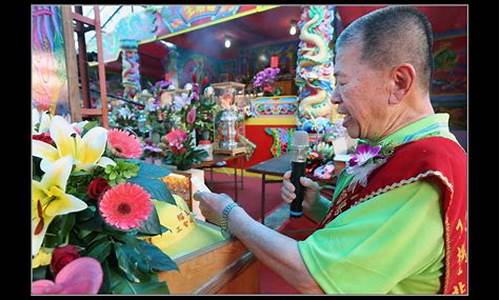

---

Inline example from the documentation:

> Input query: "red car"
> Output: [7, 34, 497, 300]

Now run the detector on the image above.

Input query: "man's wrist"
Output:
[221, 202, 239, 236]
[307, 195, 331, 223]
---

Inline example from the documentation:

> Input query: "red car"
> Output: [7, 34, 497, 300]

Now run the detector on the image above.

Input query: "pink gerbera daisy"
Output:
[107, 129, 143, 158]
[99, 183, 153, 230]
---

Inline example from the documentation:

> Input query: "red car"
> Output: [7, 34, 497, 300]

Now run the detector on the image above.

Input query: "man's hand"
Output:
[281, 171, 321, 214]
[193, 192, 235, 226]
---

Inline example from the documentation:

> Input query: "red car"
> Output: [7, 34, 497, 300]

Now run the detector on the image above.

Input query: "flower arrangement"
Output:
[303, 120, 359, 181]
[305, 141, 336, 180]
[345, 142, 394, 192]
[160, 128, 207, 170]
[252, 67, 280, 96]
[32, 111, 180, 294]
[155, 74, 214, 169]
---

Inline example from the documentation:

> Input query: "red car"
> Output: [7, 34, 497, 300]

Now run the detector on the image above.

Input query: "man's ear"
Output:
[388, 64, 416, 105]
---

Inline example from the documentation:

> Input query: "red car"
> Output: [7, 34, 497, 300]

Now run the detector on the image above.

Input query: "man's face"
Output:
[332, 42, 391, 140]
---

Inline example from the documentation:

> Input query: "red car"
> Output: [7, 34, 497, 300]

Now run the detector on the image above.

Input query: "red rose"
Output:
[87, 177, 111, 200]
[201, 76, 209, 87]
[192, 73, 197, 83]
[50, 245, 80, 275]
[32, 132, 54, 145]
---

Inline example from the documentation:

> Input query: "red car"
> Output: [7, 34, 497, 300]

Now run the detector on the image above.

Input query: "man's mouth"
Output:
[342, 114, 352, 126]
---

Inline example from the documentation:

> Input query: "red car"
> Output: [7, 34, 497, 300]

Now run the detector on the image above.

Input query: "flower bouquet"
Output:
[252, 67, 280, 96]
[32, 110, 180, 294]
[160, 128, 207, 170]
[306, 141, 336, 181]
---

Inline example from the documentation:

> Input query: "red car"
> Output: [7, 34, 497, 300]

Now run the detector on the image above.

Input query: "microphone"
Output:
[289, 130, 309, 218]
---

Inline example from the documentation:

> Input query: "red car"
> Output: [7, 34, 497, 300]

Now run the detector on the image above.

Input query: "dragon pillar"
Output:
[295, 5, 340, 133]
[120, 39, 141, 99]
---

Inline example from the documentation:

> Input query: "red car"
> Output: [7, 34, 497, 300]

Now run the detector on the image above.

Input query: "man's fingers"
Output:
[193, 191, 213, 202]
[283, 171, 291, 180]
[282, 179, 295, 192]
[281, 186, 295, 203]
[300, 176, 319, 190]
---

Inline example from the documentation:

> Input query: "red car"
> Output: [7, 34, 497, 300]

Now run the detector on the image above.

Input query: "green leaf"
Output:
[76, 206, 96, 222]
[82, 120, 99, 136]
[32, 266, 48, 281]
[104, 166, 112, 174]
[81, 231, 100, 245]
[107, 267, 169, 294]
[43, 214, 76, 248]
[114, 243, 150, 283]
[126, 159, 171, 178]
[159, 225, 170, 234]
[76, 229, 93, 240]
[83, 238, 113, 263]
[78, 213, 104, 232]
[135, 239, 178, 272]
[128, 176, 175, 205]
[136, 206, 162, 236]
[99, 260, 113, 294]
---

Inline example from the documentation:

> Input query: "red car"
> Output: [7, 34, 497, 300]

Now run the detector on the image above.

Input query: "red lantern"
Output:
[271, 55, 279, 68]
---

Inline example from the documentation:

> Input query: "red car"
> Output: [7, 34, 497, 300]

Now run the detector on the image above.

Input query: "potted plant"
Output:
[161, 128, 208, 170]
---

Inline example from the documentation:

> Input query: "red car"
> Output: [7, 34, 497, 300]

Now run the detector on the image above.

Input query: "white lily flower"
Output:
[32, 109, 53, 134]
[32, 156, 87, 255]
[32, 115, 116, 172]
[71, 120, 89, 135]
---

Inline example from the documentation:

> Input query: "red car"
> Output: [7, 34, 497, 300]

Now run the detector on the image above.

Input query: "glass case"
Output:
[211, 82, 247, 153]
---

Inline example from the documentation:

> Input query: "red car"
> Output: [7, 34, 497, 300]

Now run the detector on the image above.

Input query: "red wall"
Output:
[226, 124, 296, 169]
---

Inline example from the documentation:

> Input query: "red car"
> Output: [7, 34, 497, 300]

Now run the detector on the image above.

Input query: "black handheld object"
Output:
[289, 130, 309, 218]
[290, 161, 306, 217]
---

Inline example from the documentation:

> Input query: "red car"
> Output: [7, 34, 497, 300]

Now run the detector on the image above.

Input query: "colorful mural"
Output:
[176, 47, 219, 87]
[431, 33, 467, 130]
[87, 5, 272, 64]
[252, 96, 298, 117]
[431, 34, 467, 98]
[239, 40, 299, 80]
[32, 5, 70, 117]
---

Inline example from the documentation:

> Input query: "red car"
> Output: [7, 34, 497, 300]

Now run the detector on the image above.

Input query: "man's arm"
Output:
[228, 206, 325, 294]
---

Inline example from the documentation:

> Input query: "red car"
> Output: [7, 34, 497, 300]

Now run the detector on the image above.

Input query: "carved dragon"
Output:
[296, 6, 334, 128]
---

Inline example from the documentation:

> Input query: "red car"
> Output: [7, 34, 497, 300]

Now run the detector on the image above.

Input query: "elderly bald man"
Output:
[194, 6, 467, 295]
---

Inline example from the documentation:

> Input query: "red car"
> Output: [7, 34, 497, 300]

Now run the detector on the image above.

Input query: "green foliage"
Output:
[104, 159, 140, 186]
[163, 133, 208, 169]
[134, 239, 178, 272]
[81, 120, 99, 136]
[126, 159, 175, 205]
[82, 236, 113, 263]
[43, 214, 76, 248]
[65, 170, 94, 199]
[136, 206, 163, 236]
[115, 243, 151, 282]
[104, 264, 169, 294]
[33, 265, 49, 281]
[32, 157, 43, 181]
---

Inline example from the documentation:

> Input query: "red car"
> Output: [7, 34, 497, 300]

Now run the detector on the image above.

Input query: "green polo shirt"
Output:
[298, 114, 460, 294]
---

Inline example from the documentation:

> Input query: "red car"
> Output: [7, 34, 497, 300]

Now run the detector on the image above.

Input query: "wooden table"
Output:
[158, 221, 259, 294]
[246, 154, 292, 225]
[193, 153, 246, 202]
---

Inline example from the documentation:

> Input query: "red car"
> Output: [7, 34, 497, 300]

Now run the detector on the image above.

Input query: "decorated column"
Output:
[120, 39, 141, 99]
[162, 41, 179, 89]
[295, 5, 338, 133]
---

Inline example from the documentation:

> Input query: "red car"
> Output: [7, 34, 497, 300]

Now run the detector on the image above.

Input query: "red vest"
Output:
[318, 137, 467, 294]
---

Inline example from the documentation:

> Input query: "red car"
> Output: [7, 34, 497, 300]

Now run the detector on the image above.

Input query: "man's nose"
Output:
[331, 88, 341, 104]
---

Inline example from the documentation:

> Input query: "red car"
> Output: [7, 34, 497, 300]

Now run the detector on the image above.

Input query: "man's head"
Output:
[332, 6, 434, 140]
